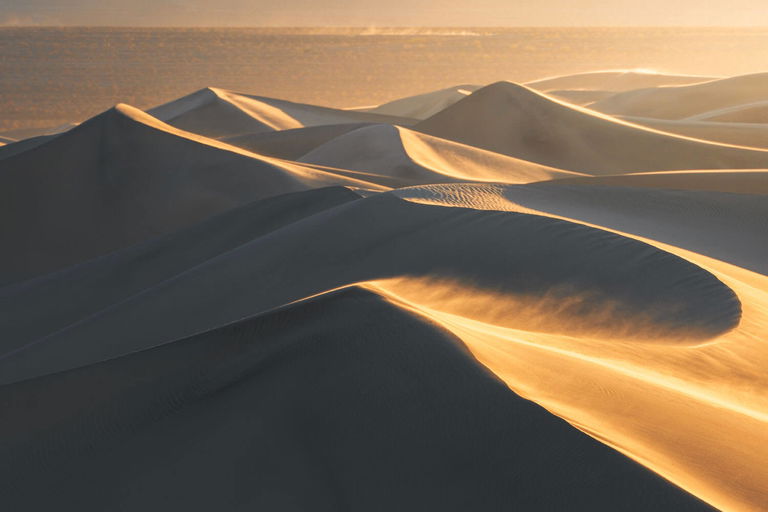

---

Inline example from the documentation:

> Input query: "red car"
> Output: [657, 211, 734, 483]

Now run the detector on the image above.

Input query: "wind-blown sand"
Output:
[2, 69, 767, 511]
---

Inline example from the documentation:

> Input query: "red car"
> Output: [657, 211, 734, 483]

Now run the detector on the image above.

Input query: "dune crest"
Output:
[415, 81, 768, 174]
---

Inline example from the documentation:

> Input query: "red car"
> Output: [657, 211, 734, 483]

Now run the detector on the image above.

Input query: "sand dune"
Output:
[149, 87, 415, 139]
[526, 70, 715, 93]
[551, 169, 768, 195]
[616, 115, 768, 148]
[544, 88, 617, 105]
[591, 72, 768, 119]
[3, 69, 768, 511]
[362, 84, 482, 119]
[415, 81, 768, 174]
[0, 287, 712, 511]
[0, 190, 739, 382]
[299, 124, 581, 185]
[0, 104, 381, 284]
[685, 100, 768, 123]
[222, 123, 372, 159]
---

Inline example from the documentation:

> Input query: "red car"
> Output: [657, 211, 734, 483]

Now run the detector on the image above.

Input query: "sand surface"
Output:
[2, 69, 767, 511]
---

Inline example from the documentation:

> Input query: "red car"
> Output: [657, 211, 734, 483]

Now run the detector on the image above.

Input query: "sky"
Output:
[3, 0, 768, 27]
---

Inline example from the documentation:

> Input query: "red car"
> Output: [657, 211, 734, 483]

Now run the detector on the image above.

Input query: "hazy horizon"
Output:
[5, 1, 768, 27]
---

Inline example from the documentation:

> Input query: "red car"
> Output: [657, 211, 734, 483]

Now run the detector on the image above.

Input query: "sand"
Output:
[1, 68, 767, 511]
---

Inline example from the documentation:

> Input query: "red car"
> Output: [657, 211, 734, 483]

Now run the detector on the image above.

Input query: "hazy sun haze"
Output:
[4, 0, 768, 26]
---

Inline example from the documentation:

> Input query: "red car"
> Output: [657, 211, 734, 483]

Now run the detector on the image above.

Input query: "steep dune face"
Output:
[0, 288, 712, 512]
[590, 72, 768, 119]
[526, 70, 715, 93]
[415, 81, 768, 174]
[149, 87, 414, 139]
[299, 124, 580, 185]
[363, 84, 481, 119]
[0, 105, 377, 284]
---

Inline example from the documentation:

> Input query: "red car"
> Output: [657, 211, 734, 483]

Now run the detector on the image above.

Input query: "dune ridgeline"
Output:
[2, 69, 768, 511]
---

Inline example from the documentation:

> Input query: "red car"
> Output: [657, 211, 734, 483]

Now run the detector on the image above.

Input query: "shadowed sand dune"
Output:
[149, 87, 415, 138]
[221, 123, 373, 159]
[0, 104, 383, 284]
[0, 191, 740, 385]
[299, 124, 582, 185]
[0, 288, 712, 511]
[591, 72, 768, 119]
[3, 69, 768, 511]
[415, 81, 768, 174]
[551, 169, 768, 195]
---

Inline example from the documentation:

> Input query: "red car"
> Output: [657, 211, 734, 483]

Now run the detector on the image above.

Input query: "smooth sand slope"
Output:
[526, 70, 716, 93]
[591, 72, 768, 119]
[415, 81, 768, 174]
[0, 104, 383, 284]
[390, 181, 768, 510]
[686, 100, 768, 123]
[221, 123, 373, 159]
[299, 124, 582, 185]
[149, 87, 415, 139]
[616, 115, 768, 148]
[362, 84, 482, 119]
[0, 288, 711, 511]
[2, 70, 768, 511]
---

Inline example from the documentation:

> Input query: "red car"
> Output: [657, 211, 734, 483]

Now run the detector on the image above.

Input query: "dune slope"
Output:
[299, 124, 581, 185]
[149, 87, 415, 138]
[415, 81, 768, 174]
[0, 104, 379, 284]
[590, 72, 768, 119]
[0, 287, 712, 511]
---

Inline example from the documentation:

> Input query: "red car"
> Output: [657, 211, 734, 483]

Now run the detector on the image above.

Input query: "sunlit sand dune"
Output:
[299, 124, 581, 185]
[526, 70, 716, 93]
[0, 287, 713, 511]
[149, 87, 415, 138]
[686, 100, 768, 124]
[415, 81, 768, 173]
[616, 115, 768, 148]
[362, 84, 482, 119]
[542, 88, 617, 105]
[2, 69, 768, 511]
[591, 72, 768, 119]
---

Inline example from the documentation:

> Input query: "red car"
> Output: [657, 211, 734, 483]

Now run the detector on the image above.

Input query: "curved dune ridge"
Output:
[686, 100, 768, 124]
[414, 81, 768, 174]
[525, 70, 717, 92]
[149, 87, 415, 138]
[299, 124, 581, 185]
[591, 72, 768, 119]
[3, 69, 768, 511]
[362, 84, 482, 119]
[616, 115, 768, 148]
